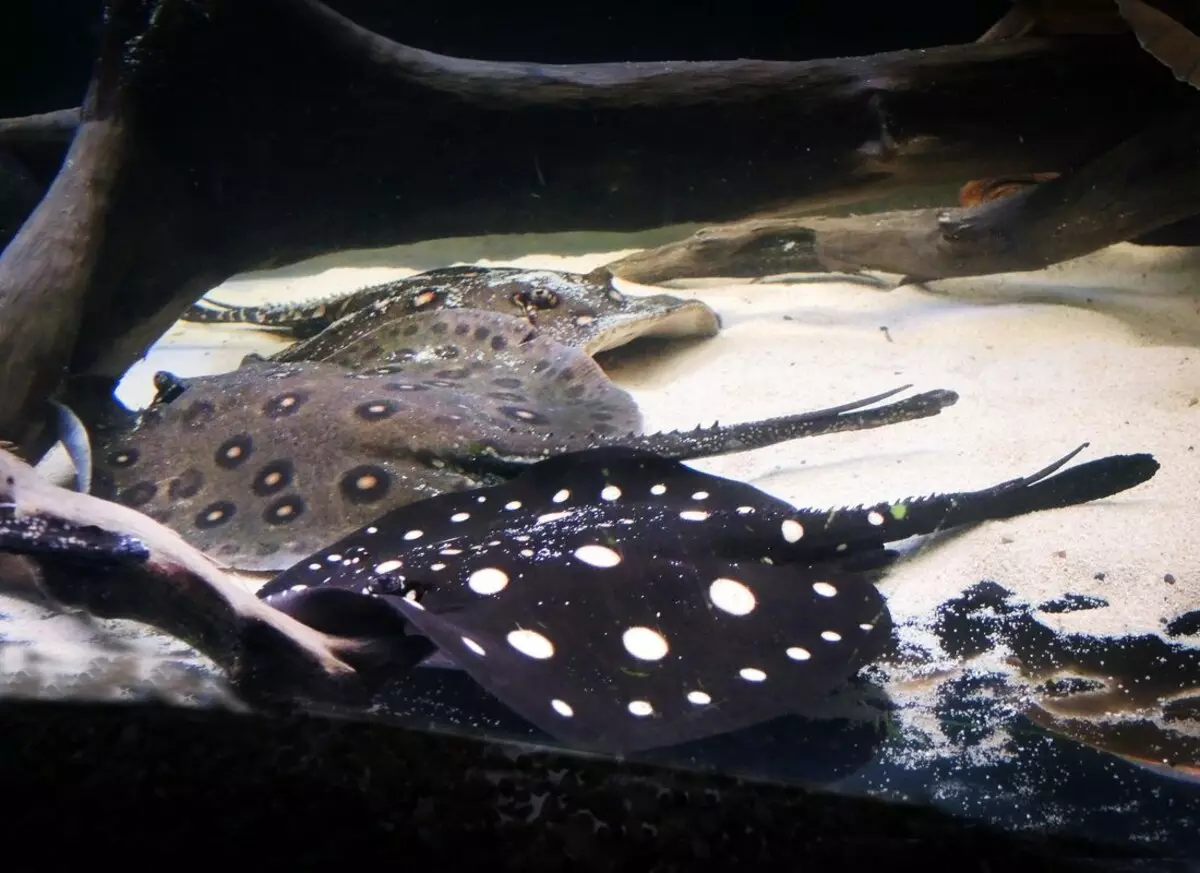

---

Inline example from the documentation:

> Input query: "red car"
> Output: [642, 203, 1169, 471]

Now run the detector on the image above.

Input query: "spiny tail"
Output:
[446, 386, 959, 476]
[787, 444, 1159, 555]
[180, 285, 394, 336]
[599, 386, 958, 460]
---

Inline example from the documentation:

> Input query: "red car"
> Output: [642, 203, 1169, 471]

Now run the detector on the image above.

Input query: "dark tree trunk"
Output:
[0, 0, 1194, 452]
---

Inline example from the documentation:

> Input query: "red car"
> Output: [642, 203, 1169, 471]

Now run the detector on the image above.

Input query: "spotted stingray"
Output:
[182, 265, 721, 360]
[91, 308, 957, 572]
[257, 443, 1160, 753]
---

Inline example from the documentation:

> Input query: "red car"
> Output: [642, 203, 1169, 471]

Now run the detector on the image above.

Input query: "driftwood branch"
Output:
[0, 0, 1195, 452]
[605, 104, 1200, 284]
[0, 447, 395, 705]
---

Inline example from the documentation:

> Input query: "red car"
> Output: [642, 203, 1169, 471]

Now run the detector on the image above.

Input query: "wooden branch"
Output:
[0, 0, 1194, 451]
[605, 105, 1200, 284]
[0, 447, 396, 706]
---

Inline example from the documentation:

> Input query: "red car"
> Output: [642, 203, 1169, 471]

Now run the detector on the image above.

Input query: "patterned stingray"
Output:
[90, 307, 958, 572]
[182, 265, 722, 360]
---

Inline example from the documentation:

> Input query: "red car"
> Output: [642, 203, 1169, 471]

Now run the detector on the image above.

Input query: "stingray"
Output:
[182, 265, 721, 359]
[256, 443, 1160, 754]
[89, 308, 958, 572]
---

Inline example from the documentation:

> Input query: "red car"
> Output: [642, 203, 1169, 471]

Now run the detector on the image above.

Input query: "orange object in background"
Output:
[958, 172, 1062, 207]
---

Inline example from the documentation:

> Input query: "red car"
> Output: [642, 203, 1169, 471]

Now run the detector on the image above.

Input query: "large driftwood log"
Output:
[0, 0, 1195, 454]
[604, 0, 1200, 284]
[604, 104, 1200, 284]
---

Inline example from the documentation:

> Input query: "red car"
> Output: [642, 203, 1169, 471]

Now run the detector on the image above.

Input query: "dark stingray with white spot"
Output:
[182, 265, 721, 359]
[90, 308, 958, 572]
[258, 443, 1159, 753]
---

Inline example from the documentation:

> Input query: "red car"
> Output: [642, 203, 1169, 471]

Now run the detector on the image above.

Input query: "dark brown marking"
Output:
[473, 326, 490, 341]
[262, 391, 309, 419]
[501, 406, 549, 425]
[118, 481, 158, 507]
[493, 377, 523, 388]
[262, 494, 306, 525]
[182, 401, 217, 427]
[487, 391, 527, 402]
[490, 334, 509, 351]
[565, 385, 586, 399]
[106, 448, 140, 468]
[454, 321, 471, 336]
[434, 368, 471, 380]
[168, 468, 205, 500]
[385, 382, 427, 392]
[195, 500, 237, 529]
[430, 321, 448, 334]
[214, 433, 255, 469]
[355, 399, 402, 422]
[339, 465, 392, 504]
[251, 460, 294, 497]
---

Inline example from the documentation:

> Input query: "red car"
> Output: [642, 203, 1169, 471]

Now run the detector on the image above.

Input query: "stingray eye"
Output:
[151, 372, 187, 404]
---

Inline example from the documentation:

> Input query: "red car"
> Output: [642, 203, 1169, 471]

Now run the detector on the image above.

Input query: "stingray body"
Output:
[183, 265, 721, 359]
[91, 308, 958, 572]
[257, 444, 1160, 753]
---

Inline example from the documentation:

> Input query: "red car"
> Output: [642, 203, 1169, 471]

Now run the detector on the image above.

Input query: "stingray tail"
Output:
[607, 386, 959, 460]
[789, 445, 1159, 553]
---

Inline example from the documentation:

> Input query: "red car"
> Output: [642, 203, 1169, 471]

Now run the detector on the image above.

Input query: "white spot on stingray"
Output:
[622, 626, 669, 661]
[476, 495, 487, 503]
[686, 690, 712, 706]
[468, 567, 509, 595]
[786, 646, 812, 661]
[821, 630, 842, 642]
[739, 667, 767, 682]
[403, 529, 423, 541]
[709, 577, 756, 616]
[505, 500, 522, 510]
[574, 544, 622, 568]
[551, 699, 574, 718]
[326, 554, 342, 563]
[519, 549, 534, 557]
[627, 700, 653, 717]
[859, 622, 874, 631]
[691, 491, 709, 500]
[650, 483, 666, 496]
[461, 637, 486, 656]
[867, 510, 885, 526]
[781, 519, 805, 543]
[288, 584, 308, 593]
[307, 563, 321, 571]
[440, 548, 463, 556]
[537, 510, 571, 524]
[679, 510, 710, 521]
[374, 559, 403, 575]
[836, 543, 848, 552]
[430, 563, 447, 571]
[507, 629, 555, 659]
[366, 526, 378, 534]
[450, 512, 470, 523]
[736, 506, 754, 515]
[812, 581, 838, 598]
[600, 485, 621, 501]
[552, 489, 570, 503]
